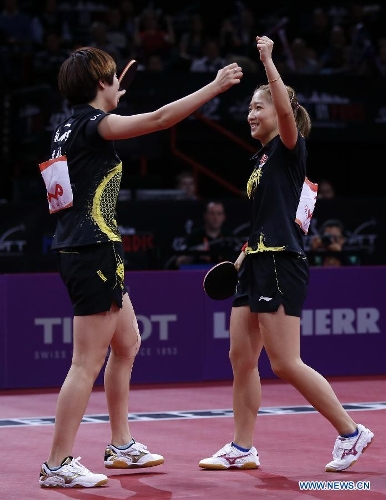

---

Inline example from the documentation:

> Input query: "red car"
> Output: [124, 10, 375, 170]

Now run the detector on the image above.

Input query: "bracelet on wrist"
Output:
[268, 76, 281, 84]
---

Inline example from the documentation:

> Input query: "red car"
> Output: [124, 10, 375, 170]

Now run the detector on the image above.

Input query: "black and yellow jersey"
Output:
[50, 104, 123, 249]
[245, 133, 307, 256]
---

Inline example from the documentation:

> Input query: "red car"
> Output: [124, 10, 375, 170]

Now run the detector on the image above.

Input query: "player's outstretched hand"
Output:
[213, 63, 243, 93]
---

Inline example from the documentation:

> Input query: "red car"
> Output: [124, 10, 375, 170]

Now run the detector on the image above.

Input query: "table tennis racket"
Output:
[203, 261, 238, 300]
[118, 59, 138, 91]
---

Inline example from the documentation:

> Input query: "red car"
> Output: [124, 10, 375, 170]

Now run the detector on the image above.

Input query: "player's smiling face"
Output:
[248, 90, 278, 145]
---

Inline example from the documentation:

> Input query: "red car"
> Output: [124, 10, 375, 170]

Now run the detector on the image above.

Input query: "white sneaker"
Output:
[39, 456, 108, 488]
[104, 439, 164, 469]
[325, 424, 374, 472]
[199, 442, 260, 470]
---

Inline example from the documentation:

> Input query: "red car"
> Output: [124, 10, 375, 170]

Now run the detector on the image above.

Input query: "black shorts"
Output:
[233, 252, 309, 317]
[57, 241, 127, 316]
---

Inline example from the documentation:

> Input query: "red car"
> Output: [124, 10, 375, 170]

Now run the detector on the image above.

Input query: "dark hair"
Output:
[254, 84, 312, 138]
[205, 199, 225, 211]
[58, 47, 116, 105]
[320, 219, 345, 234]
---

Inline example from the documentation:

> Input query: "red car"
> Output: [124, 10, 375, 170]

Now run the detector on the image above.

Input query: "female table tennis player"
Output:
[38, 46, 243, 488]
[199, 35, 374, 473]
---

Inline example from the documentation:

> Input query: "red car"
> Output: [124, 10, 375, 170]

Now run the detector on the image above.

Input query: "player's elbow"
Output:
[152, 109, 174, 131]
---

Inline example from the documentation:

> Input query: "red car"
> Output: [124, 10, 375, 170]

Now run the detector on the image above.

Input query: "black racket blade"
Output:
[203, 261, 238, 300]
[118, 59, 138, 91]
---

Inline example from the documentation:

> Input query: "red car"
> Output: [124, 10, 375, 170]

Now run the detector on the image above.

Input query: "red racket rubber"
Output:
[118, 59, 138, 91]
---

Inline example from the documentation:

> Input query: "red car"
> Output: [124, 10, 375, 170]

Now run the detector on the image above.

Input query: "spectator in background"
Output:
[120, 0, 137, 40]
[317, 178, 336, 199]
[348, 20, 376, 77]
[171, 13, 207, 70]
[145, 53, 165, 71]
[170, 37, 192, 71]
[310, 218, 347, 266]
[318, 24, 350, 75]
[287, 37, 319, 74]
[233, 7, 260, 61]
[178, 13, 206, 59]
[31, 0, 72, 50]
[88, 21, 122, 70]
[175, 200, 235, 268]
[175, 170, 198, 200]
[374, 37, 386, 76]
[219, 17, 242, 58]
[0, 0, 33, 85]
[190, 37, 227, 72]
[219, 15, 259, 72]
[105, 7, 131, 61]
[32, 32, 70, 85]
[133, 8, 175, 67]
[300, 7, 331, 60]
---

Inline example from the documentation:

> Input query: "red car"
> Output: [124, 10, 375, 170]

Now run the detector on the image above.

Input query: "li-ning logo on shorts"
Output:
[259, 296, 273, 302]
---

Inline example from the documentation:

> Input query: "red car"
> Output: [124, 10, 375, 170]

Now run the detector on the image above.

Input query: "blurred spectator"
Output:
[233, 7, 260, 61]
[286, 37, 319, 74]
[319, 24, 351, 75]
[175, 170, 198, 200]
[178, 13, 206, 59]
[145, 53, 165, 71]
[348, 21, 376, 76]
[170, 37, 193, 70]
[190, 37, 227, 72]
[32, 32, 69, 86]
[175, 200, 235, 268]
[0, 0, 33, 85]
[300, 7, 331, 59]
[105, 7, 131, 61]
[345, 3, 382, 39]
[218, 15, 259, 72]
[133, 8, 175, 67]
[88, 21, 122, 69]
[317, 179, 336, 200]
[31, 0, 72, 49]
[171, 13, 207, 70]
[373, 38, 386, 76]
[120, 0, 138, 40]
[1, 1, 385, 83]
[0, 0, 32, 51]
[309, 218, 348, 267]
[219, 17, 242, 57]
[328, 4, 348, 26]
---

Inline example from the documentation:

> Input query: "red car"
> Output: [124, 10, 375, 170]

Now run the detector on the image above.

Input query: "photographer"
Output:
[174, 200, 236, 268]
[310, 219, 347, 266]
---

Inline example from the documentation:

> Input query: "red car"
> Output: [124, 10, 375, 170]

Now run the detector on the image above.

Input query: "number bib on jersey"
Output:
[295, 177, 318, 234]
[39, 155, 73, 214]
